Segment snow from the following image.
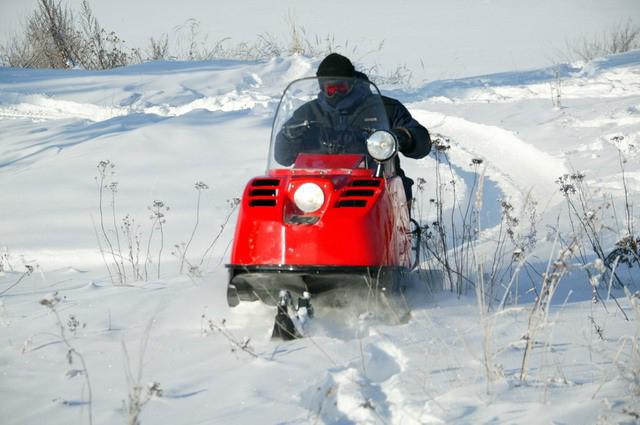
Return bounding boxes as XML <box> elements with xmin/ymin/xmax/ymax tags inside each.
<box><xmin>2</xmin><ymin>13</ymin><xmax>640</xmax><ymax>425</ymax></box>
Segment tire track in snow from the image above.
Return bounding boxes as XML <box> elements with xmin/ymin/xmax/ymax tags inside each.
<box><xmin>412</xmin><ymin>110</ymin><xmax>570</xmax><ymax>211</ymax></box>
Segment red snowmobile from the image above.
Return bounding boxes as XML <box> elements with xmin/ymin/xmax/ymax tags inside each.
<box><xmin>226</xmin><ymin>77</ymin><xmax>419</xmax><ymax>338</ymax></box>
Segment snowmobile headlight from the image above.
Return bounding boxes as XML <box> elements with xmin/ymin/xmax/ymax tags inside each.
<box><xmin>294</xmin><ymin>182</ymin><xmax>325</xmax><ymax>213</ymax></box>
<box><xmin>366</xmin><ymin>130</ymin><xmax>397</xmax><ymax>162</ymax></box>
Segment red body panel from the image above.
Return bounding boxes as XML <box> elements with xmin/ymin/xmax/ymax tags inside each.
<box><xmin>229</xmin><ymin>154</ymin><xmax>412</xmax><ymax>268</ymax></box>
<box><xmin>293</xmin><ymin>153</ymin><xmax>365</xmax><ymax>169</ymax></box>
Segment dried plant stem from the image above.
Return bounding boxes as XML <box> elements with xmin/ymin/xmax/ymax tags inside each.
<box><xmin>157</xmin><ymin>218</ymin><xmax>164</xmax><ymax>280</ymax></box>
<box><xmin>122</xmin><ymin>319</ymin><xmax>161</xmax><ymax>425</ymax></box>
<box><xmin>181</xmin><ymin>182</ymin><xmax>208</xmax><ymax>273</ymax></box>
<box><xmin>0</xmin><ymin>265</ymin><xmax>34</xmax><ymax>296</ymax></box>
<box><xmin>110</xmin><ymin>186</ymin><xmax>127</xmax><ymax>284</ymax></box>
<box><xmin>198</xmin><ymin>199</ymin><xmax>239</xmax><ymax>268</ymax></box>
<box><xmin>91</xmin><ymin>214</ymin><xmax>115</xmax><ymax>283</ymax></box>
<box><xmin>144</xmin><ymin>218</ymin><xmax>156</xmax><ymax>281</ymax></box>
<box><xmin>520</xmin><ymin>233</ymin><xmax>577</xmax><ymax>381</ymax></box>
<box><xmin>205</xmin><ymin>317</ymin><xmax>258</xmax><ymax>358</ymax></box>
<box><xmin>98</xmin><ymin>171</ymin><xmax>122</xmax><ymax>283</ymax></box>
<box><xmin>617</xmin><ymin>144</ymin><xmax>634</xmax><ymax>237</ymax></box>
<box><xmin>40</xmin><ymin>295</ymin><xmax>93</xmax><ymax>425</ymax></box>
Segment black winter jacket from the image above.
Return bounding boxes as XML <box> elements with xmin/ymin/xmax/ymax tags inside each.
<box><xmin>274</xmin><ymin>79</ymin><xmax>431</xmax><ymax>200</ymax></box>
<box><xmin>380</xmin><ymin>95</ymin><xmax>431</xmax><ymax>199</ymax></box>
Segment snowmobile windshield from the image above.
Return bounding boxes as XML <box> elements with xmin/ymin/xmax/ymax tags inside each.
<box><xmin>268</xmin><ymin>77</ymin><xmax>391</xmax><ymax>172</ymax></box>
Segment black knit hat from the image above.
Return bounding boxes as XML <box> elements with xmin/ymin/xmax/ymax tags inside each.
<box><xmin>316</xmin><ymin>53</ymin><xmax>355</xmax><ymax>78</ymax></box>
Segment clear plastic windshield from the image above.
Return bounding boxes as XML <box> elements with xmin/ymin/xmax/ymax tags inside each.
<box><xmin>268</xmin><ymin>77</ymin><xmax>390</xmax><ymax>171</ymax></box>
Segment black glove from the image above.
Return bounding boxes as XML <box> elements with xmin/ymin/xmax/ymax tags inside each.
<box><xmin>318</xmin><ymin>128</ymin><xmax>367</xmax><ymax>154</ymax></box>
<box><xmin>283</xmin><ymin>121</ymin><xmax>309</xmax><ymax>140</ymax></box>
<box><xmin>392</xmin><ymin>127</ymin><xmax>414</xmax><ymax>153</ymax></box>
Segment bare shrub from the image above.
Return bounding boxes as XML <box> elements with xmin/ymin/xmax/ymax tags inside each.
<box><xmin>0</xmin><ymin>0</ymin><xmax>129</xmax><ymax>69</ymax></box>
<box><xmin>281</xmin><ymin>12</ymin><xmax>360</xmax><ymax>59</ymax></box>
<box><xmin>167</xmin><ymin>15</ymin><xmax>346</xmax><ymax>62</ymax></box>
<box><xmin>418</xmin><ymin>136</ymin><xmax>501</xmax><ymax>297</ymax></box>
<box><xmin>565</xmin><ymin>19</ymin><xmax>640</xmax><ymax>62</ymax></box>
<box><xmin>556</xmin><ymin>139</ymin><xmax>638</xmax><ymax>289</ymax></box>
<box><xmin>2</xmin><ymin>4</ymin><xmax>386</xmax><ymax>69</ymax></box>
<box><xmin>25</xmin><ymin>0</ymin><xmax>80</xmax><ymax>68</ymax></box>
<box><xmin>361</xmin><ymin>62</ymin><xmax>413</xmax><ymax>87</ymax></box>
<box><xmin>0</xmin><ymin>33</ymin><xmax>37</xmax><ymax>68</ymax></box>
<box><xmin>146</xmin><ymin>35</ymin><xmax>170</xmax><ymax>61</ymax></box>
<box><xmin>606</xmin><ymin>236</ymin><xmax>640</xmax><ymax>269</ymax></box>
<box><xmin>92</xmin><ymin>163</ymin><xmax>240</xmax><ymax>283</ymax></box>
<box><xmin>76</xmin><ymin>0</ymin><xmax>128</xmax><ymax>69</ymax></box>
<box><xmin>94</xmin><ymin>161</ymin><xmax>175</xmax><ymax>284</ymax></box>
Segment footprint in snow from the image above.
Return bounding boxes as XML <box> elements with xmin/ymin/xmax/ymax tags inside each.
<box><xmin>362</xmin><ymin>343</ymin><xmax>402</xmax><ymax>383</ymax></box>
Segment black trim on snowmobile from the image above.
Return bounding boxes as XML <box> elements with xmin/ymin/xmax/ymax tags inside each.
<box><xmin>225</xmin><ymin>264</ymin><xmax>410</xmax><ymax>307</ymax></box>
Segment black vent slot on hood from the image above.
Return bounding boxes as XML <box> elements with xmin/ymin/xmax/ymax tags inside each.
<box><xmin>250</xmin><ymin>188</ymin><xmax>277</xmax><ymax>197</ymax></box>
<box><xmin>350</xmin><ymin>179</ymin><xmax>380</xmax><ymax>187</ymax></box>
<box><xmin>248</xmin><ymin>179</ymin><xmax>279</xmax><ymax>207</ymax></box>
<box><xmin>342</xmin><ymin>189</ymin><xmax>374</xmax><ymax>197</ymax></box>
<box><xmin>336</xmin><ymin>200</ymin><xmax>367</xmax><ymax>208</ymax></box>
<box><xmin>252</xmin><ymin>179</ymin><xmax>280</xmax><ymax>187</ymax></box>
<box><xmin>249</xmin><ymin>199</ymin><xmax>277</xmax><ymax>207</ymax></box>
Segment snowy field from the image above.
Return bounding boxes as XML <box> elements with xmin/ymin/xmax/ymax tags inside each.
<box><xmin>1</xmin><ymin>50</ymin><xmax>639</xmax><ymax>424</ymax></box>
<box><xmin>1</xmin><ymin>2</ymin><xmax>640</xmax><ymax>422</ymax></box>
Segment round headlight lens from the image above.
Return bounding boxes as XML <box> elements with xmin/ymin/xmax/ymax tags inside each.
<box><xmin>293</xmin><ymin>182</ymin><xmax>325</xmax><ymax>213</ymax></box>
<box><xmin>366</xmin><ymin>130</ymin><xmax>397</xmax><ymax>161</ymax></box>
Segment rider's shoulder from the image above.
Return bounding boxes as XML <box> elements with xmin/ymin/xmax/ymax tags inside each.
<box><xmin>380</xmin><ymin>95</ymin><xmax>409</xmax><ymax>113</ymax></box>
<box><xmin>380</xmin><ymin>95</ymin><xmax>401</xmax><ymax>106</ymax></box>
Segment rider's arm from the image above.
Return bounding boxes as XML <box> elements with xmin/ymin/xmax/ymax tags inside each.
<box><xmin>274</xmin><ymin>106</ymin><xmax>314</xmax><ymax>166</ymax></box>
<box><xmin>383</xmin><ymin>97</ymin><xmax>431</xmax><ymax>159</ymax></box>
<box><xmin>274</xmin><ymin>128</ymin><xmax>299</xmax><ymax>166</ymax></box>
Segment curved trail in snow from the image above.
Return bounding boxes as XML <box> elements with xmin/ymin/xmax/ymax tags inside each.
<box><xmin>412</xmin><ymin>109</ymin><xmax>570</xmax><ymax>213</ymax></box>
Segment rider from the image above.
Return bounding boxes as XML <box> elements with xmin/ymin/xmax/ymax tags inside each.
<box><xmin>274</xmin><ymin>53</ymin><xmax>431</xmax><ymax>205</ymax></box>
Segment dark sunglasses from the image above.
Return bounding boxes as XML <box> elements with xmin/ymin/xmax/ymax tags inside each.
<box><xmin>323</xmin><ymin>81</ymin><xmax>351</xmax><ymax>97</ymax></box>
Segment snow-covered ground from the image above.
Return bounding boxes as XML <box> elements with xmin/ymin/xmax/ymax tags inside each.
<box><xmin>1</xmin><ymin>47</ymin><xmax>640</xmax><ymax>424</ymax></box>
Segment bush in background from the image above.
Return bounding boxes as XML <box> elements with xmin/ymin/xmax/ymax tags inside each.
<box><xmin>0</xmin><ymin>1</ymin><xmax>349</xmax><ymax>69</ymax></box>
<box><xmin>0</xmin><ymin>0</ymin><xmax>401</xmax><ymax>83</ymax></box>
<box><xmin>563</xmin><ymin>19</ymin><xmax>640</xmax><ymax>62</ymax></box>
<box><xmin>1</xmin><ymin>0</ymin><xmax>129</xmax><ymax>69</ymax></box>
<box><xmin>2</xmin><ymin>0</ymin><xmax>79</xmax><ymax>68</ymax></box>
<box><xmin>3</xmin><ymin>1</ymin><xmax>639</xmax><ymax>74</ymax></box>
